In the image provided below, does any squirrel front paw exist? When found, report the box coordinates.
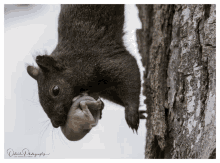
[125,107,140,133]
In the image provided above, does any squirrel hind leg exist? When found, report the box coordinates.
[139,110,147,119]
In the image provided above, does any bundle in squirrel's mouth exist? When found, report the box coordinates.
[60,95,101,141]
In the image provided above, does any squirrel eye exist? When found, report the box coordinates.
[52,86,60,96]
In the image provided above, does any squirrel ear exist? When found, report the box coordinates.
[36,55,56,72]
[27,65,39,80]
[36,55,65,72]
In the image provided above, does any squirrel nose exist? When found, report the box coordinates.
[51,119,65,128]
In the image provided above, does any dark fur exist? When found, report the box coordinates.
[27,5,141,131]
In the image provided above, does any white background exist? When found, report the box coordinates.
[4,4,146,159]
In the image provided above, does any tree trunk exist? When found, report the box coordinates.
[136,4,216,159]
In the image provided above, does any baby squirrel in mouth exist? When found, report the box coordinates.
[61,94,103,141]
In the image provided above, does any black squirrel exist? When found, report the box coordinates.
[27,4,143,132]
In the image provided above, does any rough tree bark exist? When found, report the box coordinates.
[136,4,216,159]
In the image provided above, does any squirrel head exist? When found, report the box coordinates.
[27,55,77,128]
